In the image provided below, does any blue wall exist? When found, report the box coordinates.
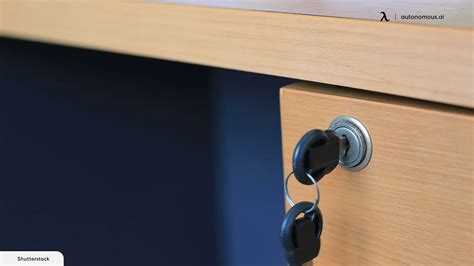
[212,70,290,265]
[0,37,292,265]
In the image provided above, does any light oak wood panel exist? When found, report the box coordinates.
[1,1,473,108]
[280,82,473,264]
[159,0,472,28]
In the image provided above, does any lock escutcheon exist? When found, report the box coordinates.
[329,116,372,172]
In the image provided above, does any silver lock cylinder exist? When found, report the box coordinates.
[329,116,372,171]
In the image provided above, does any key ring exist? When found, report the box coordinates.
[284,171,320,214]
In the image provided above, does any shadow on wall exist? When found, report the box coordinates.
[211,69,291,265]
[0,37,292,266]
[0,37,216,266]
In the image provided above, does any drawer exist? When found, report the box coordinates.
[280,82,473,264]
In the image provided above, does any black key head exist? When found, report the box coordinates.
[292,129,340,184]
[281,202,323,266]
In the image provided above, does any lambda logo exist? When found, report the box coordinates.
[380,11,390,21]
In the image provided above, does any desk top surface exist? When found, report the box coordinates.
[1,1,472,108]
[158,0,473,29]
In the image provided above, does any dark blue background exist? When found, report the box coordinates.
[0,37,292,265]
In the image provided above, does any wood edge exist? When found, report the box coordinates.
[2,1,473,108]
[3,2,472,43]
[281,82,474,116]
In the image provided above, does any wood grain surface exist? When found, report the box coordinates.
[280,82,473,264]
[1,1,473,107]
[158,0,473,28]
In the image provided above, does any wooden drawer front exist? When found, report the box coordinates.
[280,83,473,265]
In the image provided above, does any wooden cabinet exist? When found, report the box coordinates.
[280,82,473,264]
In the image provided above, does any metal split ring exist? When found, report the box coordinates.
[284,171,320,214]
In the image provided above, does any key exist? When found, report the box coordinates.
[292,116,373,184]
[281,202,323,266]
